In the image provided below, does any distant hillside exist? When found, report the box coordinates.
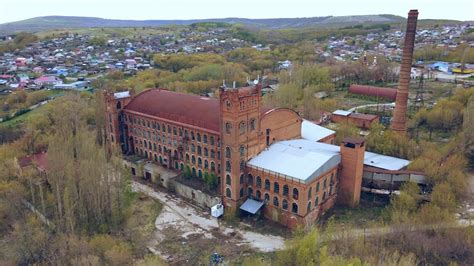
[0,15,409,33]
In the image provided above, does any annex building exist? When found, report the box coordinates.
[104,85,410,228]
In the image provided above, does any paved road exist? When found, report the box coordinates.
[348,102,395,112]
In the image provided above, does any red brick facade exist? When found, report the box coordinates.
[104,86,365,229]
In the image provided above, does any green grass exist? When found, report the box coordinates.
[320,196,390,228]
[0,104,43,127]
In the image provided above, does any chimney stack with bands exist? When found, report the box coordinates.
[391,9,419,134]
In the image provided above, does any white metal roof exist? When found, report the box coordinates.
[247,139,341,183]
[114,91,130,99]
[301,119,335,142]
[364,151,410,171]
[333,110,352,116]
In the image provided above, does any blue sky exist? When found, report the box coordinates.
[0,0,472,24]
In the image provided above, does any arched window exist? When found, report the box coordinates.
[239,188,244,198]
[240,145,245,156]
[180,163,184,170]
[293,188,299,200]
[148,141,152,149]
[197,146,202,155]
[256,176,262,188]
[315,196,319,206]
[256,190,261,200]
[198,157,202,166]
[274,182,280,194]
[197,133,201,142]
[198,170,202,178]
[191,131,195,140]
[264,193,270,202]
[323,191,327,201]
[292,203,298,214]
[204,147,208,157]
[250,119,256,131]
[226,188,231,198]
[225,122,232,134]
[306,201,312,213]
[239,121,245,134]
[210,136,215,145]
[154,154,157,162]
[210,149,215,158]
[247,187,253,198]
[203,134,207,143]
[192,167,196,176]
[308,187,312,199]
[283,185,289,196]
[247,174,253,185]
[239,174,244,184]
[204,160,209,169]
[240,160,245,171]
[316,182,320,192]
[144,151,148,158]
[264,179,270,190]
[226,174,231,185]
[116,101,121,109]
[226,161,231,172]
[191,144,196,152]
[211,162,215,171]
[153,143,157,151]
[186,154,190,162]
[282,199,288,210]
[225,147,231,158]
[191,155,196,164]
[273,197,279,206]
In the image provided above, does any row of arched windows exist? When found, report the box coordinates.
[247,174,299,200]
[245,186,299,214]
[126,115,220,149]
[225,119,257,135]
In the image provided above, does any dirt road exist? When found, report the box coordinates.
[132,181,285,262]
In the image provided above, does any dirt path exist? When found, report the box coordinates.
[132,181,285,262]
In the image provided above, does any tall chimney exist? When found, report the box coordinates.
[391,9,419,134]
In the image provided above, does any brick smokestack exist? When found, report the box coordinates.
[391,9,419,134]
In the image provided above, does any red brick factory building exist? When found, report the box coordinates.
[104,85,411,228]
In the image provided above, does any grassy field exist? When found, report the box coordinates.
[36,26,182,39]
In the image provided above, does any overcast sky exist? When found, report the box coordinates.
[0,0,472,24]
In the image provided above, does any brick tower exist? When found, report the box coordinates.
[391,9,419,134]
[338,137,366,207]
[219,84,262,212]
[104,90,134,153]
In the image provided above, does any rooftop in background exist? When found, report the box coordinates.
[364,151,410,171]
[333,110,352,116]
[114,91,130,99]
[17,152,48,172]
[247,139,341,183]
[301,119,335,142]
